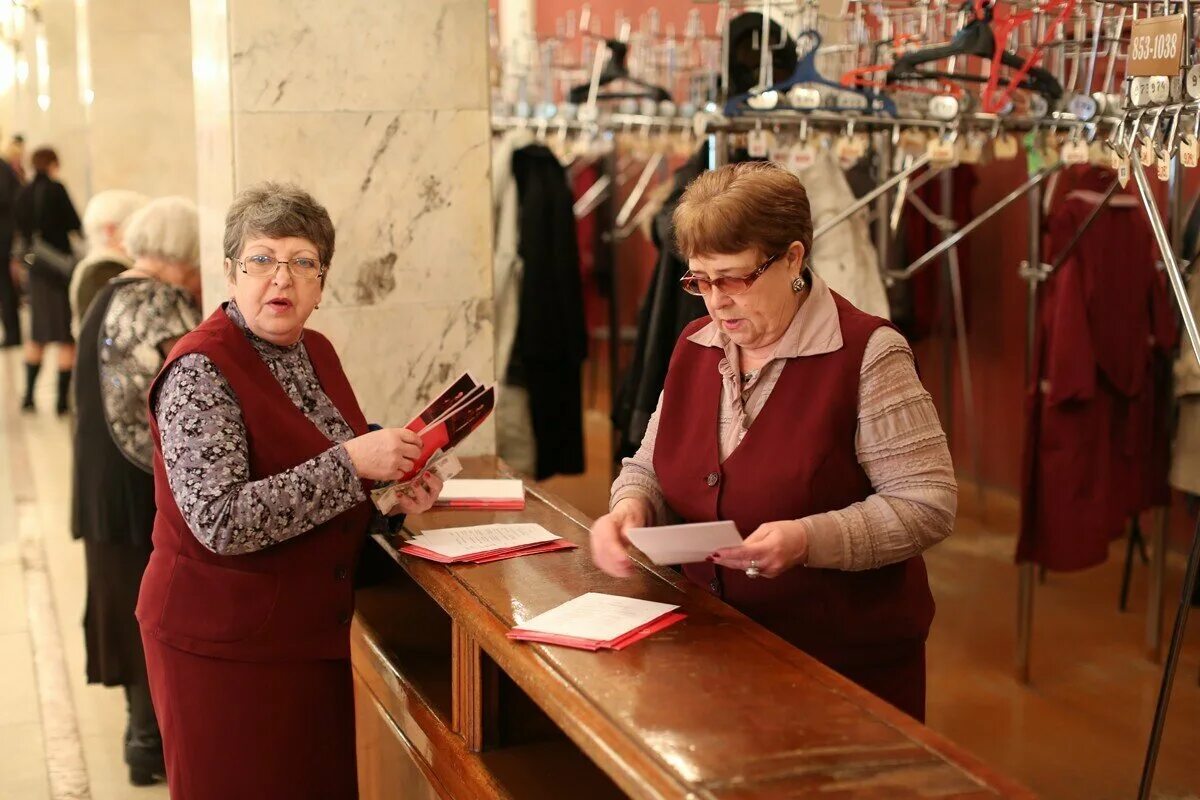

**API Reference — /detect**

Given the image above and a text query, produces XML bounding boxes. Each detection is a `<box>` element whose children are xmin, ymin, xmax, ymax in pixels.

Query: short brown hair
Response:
<box><xmin>672</xmin><ymin>161</ymin><xmax>813</xmax><ymax>263</ymax></box>
<box><xmin>31</xmin><ymin>147</ymin><xmax>58</xmax><ymax>173</ymax></box>
<box><xmin>223</xmin><ymin>181</ymin><xmax>335</xmax><ymax>275</ymax></box>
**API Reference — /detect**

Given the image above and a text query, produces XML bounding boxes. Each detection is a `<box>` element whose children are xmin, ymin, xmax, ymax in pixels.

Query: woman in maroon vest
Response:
<box><xmin>136</xmin><ymin>182</ymin><xmax>443</xmax><ymax>798</ymax></box>
<box><xmin>592</xmin><ymin>162</ymin><xmax>957</xmax><ymax>721</ymax></box>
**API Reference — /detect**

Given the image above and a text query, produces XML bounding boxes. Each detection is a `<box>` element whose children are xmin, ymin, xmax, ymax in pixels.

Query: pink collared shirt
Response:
<box><xmin>610</xmin><ymin>272</ymin><xmax>957</xmax><ymax>571</ymax></box>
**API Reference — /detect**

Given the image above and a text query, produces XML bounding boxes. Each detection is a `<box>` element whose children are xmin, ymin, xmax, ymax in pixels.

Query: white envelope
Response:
<box><xmin>625</xmin><ymin>521</ymin><xmax>744</xmax><ymax>565</ymax></box>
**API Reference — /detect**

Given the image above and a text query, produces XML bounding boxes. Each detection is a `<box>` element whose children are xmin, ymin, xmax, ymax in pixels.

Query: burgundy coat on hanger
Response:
<box><xmin>1018</xmin><ymin>166</ymin><xmax>1177</xmax><ymax>571</ymax></box>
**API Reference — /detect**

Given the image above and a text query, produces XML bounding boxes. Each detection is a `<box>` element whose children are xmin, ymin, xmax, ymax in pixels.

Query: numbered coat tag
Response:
<box><xmin>787</xmin><ymin>86</ymin><xmax>822</xmax><ymax>110</ymax></box>
<box><xmin>993</xmin><ymin>133</ymin><xmax>1019</xmax><ymax>160</ymax></box>
<box><xmin>1110</xmin><ymin>147</ymin><xmax>1125</xmax><ymax>171</ymax></box>
<box><xmin>958</xmin><ymin>137</ymin><xmax>984</xmax><ymax>165</ymax></box>
<box><xmin>835</xmin><ymin>136</ymin><xmax>860</xmax><ymax>167</ymax></box>
<box><xmin>1182</xmin><ymin>135</ymin><xmax>1200</xmax><ymax>167</ymax></box>
<box><xmin>900</xmin><ymin>128</ymin><xmax>928</xmax><ymax>156</ymax></box>
<box><xmin>1157</xmin><ymin>153</ymin><xmax>1171</xmax><ymax>181</ymax></box>
<box><xmin>926</xmin><ymin>137</ymin><xmax>958</xmax><ymax>165</ymax></box>
<box><xmin>1061</xmin><ymin>140</ymin><xmax>1089</xmax><ymax>165</ymax></box>
<box><xmin>1067</xmin><ymin>94</ymin><xmax>1098</xmax><ymax>121</ymax></box>
<box><xmin>747</xmin><ymin>129</ymin><xmax>772</xmax><ymax>159</ymax></box>
<box><xmin>1149</xmin><ymin>76</ymin><xmax>1172</xmax><ymax>104</ymax></box>
<box><xmin>1187</xmin><ymin>66</ymin><xmax>1200</xmax><ymax>100</ymax></box>
<box><xmin>788</xmin><ymin>143</ymin><xmax>817</xmax><ymax>174</ymax></box>
<box><xmin>1130</xmin><ymin>77</ymin><xmax>1151</xmax><ymax>107</ymax></box>
<box><xmin>1141</xmin><ymin>139</ymin><xmax>1157</xmax><ymax>167</ymax></box>
<box><xmin>1118</xmin><ymin>158</ymin><xmax>1131</xmax><ymax>188</ymax></box>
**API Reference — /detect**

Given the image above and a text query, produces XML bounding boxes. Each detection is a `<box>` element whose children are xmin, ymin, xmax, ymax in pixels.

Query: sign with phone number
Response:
<box><xmin>1128</xmin><ymin>14</ymin><xmax>1186</xmax><ymax>77</ymax></box>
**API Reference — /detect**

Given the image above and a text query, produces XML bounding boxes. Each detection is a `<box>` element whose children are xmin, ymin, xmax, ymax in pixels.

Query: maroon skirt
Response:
<box><xmin>141</xmin><ymin>630</ymin><xmax>357</xmax><ymax>799</ymax></box>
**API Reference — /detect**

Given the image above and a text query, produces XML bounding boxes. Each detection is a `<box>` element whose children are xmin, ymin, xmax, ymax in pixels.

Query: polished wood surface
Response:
<box><xmin>354</xmin><ymin>456</ymin><xmax>1032</xmax><ymax>799</ymax></box>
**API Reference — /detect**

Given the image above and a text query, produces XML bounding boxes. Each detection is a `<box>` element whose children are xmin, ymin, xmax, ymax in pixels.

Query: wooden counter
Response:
<box><xmin>352</xmin><ymin>457</ymin><xmax>1033</xmax><ymax>799</ymax></box>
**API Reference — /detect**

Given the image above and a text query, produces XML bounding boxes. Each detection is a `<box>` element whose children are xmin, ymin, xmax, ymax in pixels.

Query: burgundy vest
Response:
<box><xmin>136</xmin><ymin>306</ymin><xmax>374</xmax><ymax>662</ymax></box>
<box><xmin>655</xmin><ymin>293</ymin><xmax>935</xmax><ymax>668</ymax></box>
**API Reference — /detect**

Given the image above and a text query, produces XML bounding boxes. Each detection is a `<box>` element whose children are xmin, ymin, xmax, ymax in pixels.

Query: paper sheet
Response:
<box><xmin>625</xmin><ymin>521</ymin><xmax>744</xmax><ymax>565</ymax></box>
<box><xmin>437</xmin><ymin>479</ymin><xmax>525</xmax><ymax>502</ymax></box>
<box><xmin>406</xmin><ymin>523</ymin><xmax>559</xmax><ymax>560</ymax></box>
<box><xmin>511</xmin><ymin>593</ymin><xmax>680</xmax><ymax>642</ymax></box>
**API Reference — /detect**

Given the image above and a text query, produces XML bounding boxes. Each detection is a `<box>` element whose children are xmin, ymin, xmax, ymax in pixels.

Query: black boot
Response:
<box><xmin>55</xmin><ymin>369</ymin><xmax>71</xmax><ymax>415</ymax></box>
<box><xmin>124</xmin><ymin>684</ymin><xmax>165</xmax><ymax>786</ymax></box>
<box><xmin>21</xmin><ymin>361</ymin><xmax>39</xmax><ymax>411</ymax></box>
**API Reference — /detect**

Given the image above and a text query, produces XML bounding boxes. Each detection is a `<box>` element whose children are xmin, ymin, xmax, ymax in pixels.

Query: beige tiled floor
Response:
<box><xmin>0</xmin><ymin>348</ymin><xmax>168</xmax><ymax>800</ymax></box>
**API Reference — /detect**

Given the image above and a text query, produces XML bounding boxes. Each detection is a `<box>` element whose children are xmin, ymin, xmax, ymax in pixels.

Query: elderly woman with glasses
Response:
<box><xmin>136</xmin><ymin>182</ymin><xmax>442</xmax><ymax>798</ymax></box>
<box><xmin>590</xmin><ymin>161</ymin><xmax>957</xmax><ymax>722</ymax></box>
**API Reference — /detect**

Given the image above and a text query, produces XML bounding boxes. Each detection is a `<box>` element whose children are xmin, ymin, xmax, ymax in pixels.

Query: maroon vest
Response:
<box><xmin>655</xmin><ymin>293</ymin><xmax>934</xmax><ymax>668</ymax></box>
<box><xmin>136</xmin><ymin>306</ymin><xmax>373</xmax><ymax>662</ymax></box>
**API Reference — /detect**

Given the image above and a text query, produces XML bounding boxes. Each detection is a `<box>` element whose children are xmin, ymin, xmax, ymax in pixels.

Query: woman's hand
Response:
<box><xmin>589</xmin><ymin>496</ymin><xmax>653</xmax><ymax>578</ymax></box>
<box><xmin>711</xmin><ymin>520</ymin><xmax>809</xmax><ymax>578</ymax></box>
<box><xmin>343</xmin><ymin>428</ymin><xmax>423</xmax><ymax>482</ymax></box>
<box><xmin>385</xmin><ymin>475</ymin><xmax>444</xmax><ymax>516</ymax></box>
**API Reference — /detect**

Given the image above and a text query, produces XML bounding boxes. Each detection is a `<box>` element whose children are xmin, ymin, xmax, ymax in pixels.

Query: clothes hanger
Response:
<box><xmin>886</xmin><ymin>0</ymin><xmax>1069</xmax><ymax>114</ymax></box>
<box><xmin>568</xmin><ymin>39</ymin><xmax>671</xmax><ymax>104</ymax></box>
<box><xmin>725</xmin><ymin>29</ymin><xmax>897</xmax><ymax>116</ymax></box>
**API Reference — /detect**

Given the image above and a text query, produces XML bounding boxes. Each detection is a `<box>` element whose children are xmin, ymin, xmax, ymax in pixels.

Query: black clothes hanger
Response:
<box><xmin>568</xmin><ymin>39</ymin><xmax>671</xmax><ymax>104</ymax></box>
<box><xmin>887</xmin><ymin>2</ymin><xmax>1062</xmax><ymax>105</ymax></box>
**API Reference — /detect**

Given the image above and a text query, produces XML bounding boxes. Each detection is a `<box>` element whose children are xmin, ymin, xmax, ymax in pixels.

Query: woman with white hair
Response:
<box><xmin>69</xmin><ymin>189</ymin><xmax>148</xmax><ymax>335</ymax></box>
<box><xmin>70</xmin><ymin>195</ymin><xmax>201</xmax><ymax>787</ymax></box>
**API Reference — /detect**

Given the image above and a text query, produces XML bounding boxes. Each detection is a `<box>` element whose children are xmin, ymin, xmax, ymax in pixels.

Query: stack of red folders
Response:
<box><xmin>507</xmin><ymin>593</ymin><xmax>685</xmax><ymax>651</ymax></box>
<box><xmin>433</xmin><ymin>479</ymin><xmax>526</xmax><ymax>511</ymax></box>
<box><xmin>399</xmin><ymin>523</ymin><xmax>575</xmax><ymax>565</ymax></box>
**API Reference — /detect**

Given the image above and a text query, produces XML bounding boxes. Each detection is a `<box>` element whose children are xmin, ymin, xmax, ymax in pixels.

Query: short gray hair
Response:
<box><xmin>83</xmin><ymin>190</ymin><xmax>148</xmax><ymax>249</ymax></box>
<box><xmin>222</xmin><ymin>182</ymin><xmax>335</xmax><ymax>274</ymax></box>
<box><xmin>123</xmin><ymin>196</ymin><xmax>200</xmax><ymax>269</ymax></box>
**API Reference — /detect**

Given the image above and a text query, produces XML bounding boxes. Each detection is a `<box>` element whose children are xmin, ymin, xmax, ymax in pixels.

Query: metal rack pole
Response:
<box><xmin>604</xmin><ymin>144</ymin><xmax>622</xmax><ymax>480</ymax></box>
<box><xmin>940</xmin><ymin>170</ymin><xmax>956</xmax><ymax>446</ymax></box>
<box><xmin>1017</xmin><ymin>168</ymin><xmax>1043</xmax><ymax>685</ymax></box>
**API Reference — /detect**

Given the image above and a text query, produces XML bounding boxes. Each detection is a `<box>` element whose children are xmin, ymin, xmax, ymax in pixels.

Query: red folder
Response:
<box><xmin>399</xmin><ymin>539</ymin><xmax>576</xmax><ymax>565</ymax></box>
<box><xmin>506</xmin><ymin>611</ymin><xmax>686</xmax><ymax>651</ymax></box>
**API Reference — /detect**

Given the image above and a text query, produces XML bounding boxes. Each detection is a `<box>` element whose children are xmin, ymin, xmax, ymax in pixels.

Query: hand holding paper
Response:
<box><xmin>625</xmin><ymin>521</ymin><xmax>744</xmax><ymax>566</ymax></box>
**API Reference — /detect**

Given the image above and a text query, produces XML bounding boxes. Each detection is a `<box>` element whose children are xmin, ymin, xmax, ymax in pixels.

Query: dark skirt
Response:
<box><xmin>84</xmin><ymin>540</ymin><xmax>153</xmax><ymax>686</ymax></box>
<box><xmin>28</xmin><ymin>269</ymin><xmax>73</xmax><ymax>344</ymax></box>
<box><xmin>140</xmin><ymin>633</ymin><xmax>358</xmax><ymax>800</ymax></box>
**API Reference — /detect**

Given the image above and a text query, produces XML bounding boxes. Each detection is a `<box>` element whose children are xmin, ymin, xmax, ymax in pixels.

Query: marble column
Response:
<box><xmin>191</xmin><ymin>0</ymin><xmax>496</xmax><ymax>452</ymax></box>
<box><xmin>82</xmin><ymin>0</ymin><xmax>196</xmax><ymax>198</ymax></box>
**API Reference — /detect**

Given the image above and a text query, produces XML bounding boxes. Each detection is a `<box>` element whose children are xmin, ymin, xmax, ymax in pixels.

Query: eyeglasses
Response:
<box><xmin>237</xmin><ymin>254</ymin><xmax>326</xmax><ymax>281</ymax></box>
<box><xmin>680</xmin><ymin>252</ymin><xmax>784</xmax><ymax>296</ymax></box>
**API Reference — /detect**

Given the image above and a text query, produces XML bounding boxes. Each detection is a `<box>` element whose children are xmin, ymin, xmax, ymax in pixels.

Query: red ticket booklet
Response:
<box><xmin>506</xmin><ymin>593</ymin><xmax>685</xmax><ymax>651</ymax></box>
<box><xmin>398</xmin><ymin>523</ymin><xmax>575</xmax><ymax>564</ymax></box>
<box><xmin>400</xmin><ymin>373</ymin><xmax>495</xmax><ymax>481</ymax></box>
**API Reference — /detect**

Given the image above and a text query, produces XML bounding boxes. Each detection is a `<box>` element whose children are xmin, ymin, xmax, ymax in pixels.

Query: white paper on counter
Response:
<box><xmin>407</xmin><ymin>523</ymin><xmax>558</xmax><ymax>559</ymax></box>
<box><xmin>512</xmin><ymin>593</ymin><xmax>680</xmax><ymax>642</ymax></box>
<box><xmin>437</xmin><ymin>479</ymin><xmax>525</xmax><ymax>502</ymax></box>
<box><xmin>625</xmin><ymin>520</ymin><xmax>743</xmax><ymax>565</ymax></box>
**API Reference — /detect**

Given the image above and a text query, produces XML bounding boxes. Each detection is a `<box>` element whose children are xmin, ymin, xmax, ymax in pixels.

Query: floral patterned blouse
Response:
<box><xmin>153</xmin><ymin>301</ymin><xmax>374</xmax><ymax>555</ymax></box>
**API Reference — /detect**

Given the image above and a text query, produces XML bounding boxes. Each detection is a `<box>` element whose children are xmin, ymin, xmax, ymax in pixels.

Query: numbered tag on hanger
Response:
<box><xmin>1157</xmin><ymin>152</ymin><xmax>1171</xmax><ymax>181</ymax></box>
<box><xmin>1140</xmin><ymin>138</ymin><xmax>1157</xmax><ymax>167</ymax></box>
<box><xmin>993</xmin><ymin>133</ymin><xmax>1019</xmax><ymax>160</ymax></box>
<box><xmin>928</xmin><ymin>95</ymin><xmax>960</xmax><ymax>121</ymax></box>
<box><xmin>1118</xmin><ymin>158</ymin><xmax>1131</xmax><ymax>189</ymax></box>
<box><xmin>1130</xmin><ymin>77</ymin><xmax>1151</xmax><ymax>107</ymax></box>
<box><xmin>899</xmin><ymin>128</ymin><xmax>928</xmax><ymax>156</ymax></box>
<box><xmin>1181</xmin><ymin>135</ymin><xmax>1199</xmax><ymax>168</ymax></box>
<box><xmin>926</xmin><ymin>137</ymin><xmax>957</xmax><ymax>165</ymax></box>
<box><xmin>747</xmin><ymin>128</ymin><xmax>772</xmax><ymax>159</ymax></box>
<box><xmin>1067</xmin><ymin>94</ymin><xmax>1098</xmax><ymax>121</ymax></box>
<box><xmin>787</xmin><ymin>86</ymin><xmax>822</xmax><ymax>111</ymax></box>
<box><xmin>957</xmin><ymin>136</ymin><xmax>984</xmax><ymax>165</ymax></box>
<box><xmin>836</xmin><ymin>92</ymin><xmax>870</xmax><ymax>112</ymax></box>
<box><xmin>1149</xmin><ymin>76</ymin><xmax>1172</xmax><ymax>105</ymax></box>
<box><xmin>835</xmin><ymin>135</ymin><xmax>861</xmax><ymax>167</ymax></box>
<box><xmin>1061</xmin><ymin>139</ymin><xmax>1089</xmax><ymax>165</ymax></box>
<box><xmin>787</xmin><ymin>143</ymin><xmax>817</xmax><ymax>174</ymax></box>
<box><xmin>1188</xmin><ymin>67</ymin><xmax>1200</xmax><ymax>100</ymax></box>
<box><xmin>1028</xmin><ymin>94</ymin><xmax>1050</xmax><ymax>118</ymax></box>
<box><xmin>1110</xmin><ymin>147</ymin><xmax>1125</xmax><ymax>171</ymax></box>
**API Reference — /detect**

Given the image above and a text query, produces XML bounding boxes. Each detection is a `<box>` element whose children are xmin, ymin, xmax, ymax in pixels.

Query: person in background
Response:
<box><xmin>15</xmin><ymin>146</ymin><xmax>81</xmax><ymax>413</ymax></box>
<box><xmin>71</xmin><ymin>196</ymin><xmax>202</xmax><ymax>786</ymax></box>
<box><xmin>0</xmin><ymin>138</ymin><xmax>23</xmax><ymax>348</ymax></box>
<box><xmin>69</xmin><ymin>190</ymin><xmax>148</xmax><ymax>336</ymax></box>
<box><xmin>6</xmin><ymin>133</ymin><xmax>27</xmax><ymax>183</ymax></box>
<box><xmin>590</xmin><ymin>161</ymin><xmax>956</xmax><ymax>722</ymax></box>
<box><xmin>137</xmin><ymin>182</ymin><xmax>441</xmax><ymax>798</ymax></box>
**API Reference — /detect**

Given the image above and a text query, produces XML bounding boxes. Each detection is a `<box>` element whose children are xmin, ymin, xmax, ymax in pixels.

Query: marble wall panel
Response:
<box><xmin>231</xmin><ymin>109</ymin><xmax>492</xmax><ymax>311</ymax></box>
<box><xmin>228</xmin><ymin>0</ymin><xmax>488</xmax><ymax>114</ymax></box>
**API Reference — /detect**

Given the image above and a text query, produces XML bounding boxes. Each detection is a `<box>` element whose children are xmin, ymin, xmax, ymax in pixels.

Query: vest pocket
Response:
<box><xmin>159</xmin><ymin>554</ymin><xmax>279</xmax><ymax>644</ymax></box>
